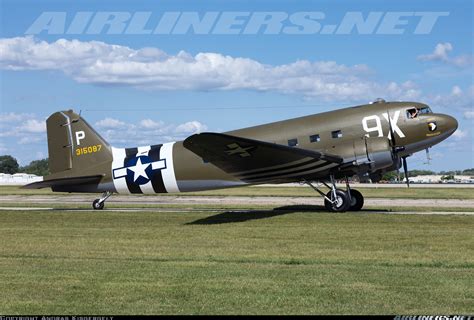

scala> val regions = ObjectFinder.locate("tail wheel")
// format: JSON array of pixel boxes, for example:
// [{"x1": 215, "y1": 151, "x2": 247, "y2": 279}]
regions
[
  {"x1": 324, "y1": 189, "x2": 350, "y2": 212},
  {"x1": 348, "y1": 189, "x2": 364, "y2": 211},
  {"x1": 92, "y1": 199, "x2": 104, "y2": 210}
]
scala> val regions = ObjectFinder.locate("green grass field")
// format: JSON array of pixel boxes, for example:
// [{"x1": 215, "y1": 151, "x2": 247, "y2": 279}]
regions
[
  {"x1": 0, "y1": 207, "x2": 473, "y2": 314},
  {"x1": 1, "y1": 185, "x2": 474, "y2": 199}
]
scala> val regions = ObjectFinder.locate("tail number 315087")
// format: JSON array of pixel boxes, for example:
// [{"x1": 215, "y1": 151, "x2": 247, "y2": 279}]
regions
[{"x1": 76, "y1": 144, "x2": 102, "y2": 156}]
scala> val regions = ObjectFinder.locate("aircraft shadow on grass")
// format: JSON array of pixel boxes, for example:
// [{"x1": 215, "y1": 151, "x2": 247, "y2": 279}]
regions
[{"x1": 186, "y1": 205, "x2": 389, "y2": 225}]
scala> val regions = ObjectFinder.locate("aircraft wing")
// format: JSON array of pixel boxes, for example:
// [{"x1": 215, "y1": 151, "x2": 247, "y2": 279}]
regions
[{"x1": 183, "y1": 133, "x2": 343, "y2": 183}]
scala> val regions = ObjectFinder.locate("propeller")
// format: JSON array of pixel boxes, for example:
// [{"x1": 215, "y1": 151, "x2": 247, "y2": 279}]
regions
[
  {"x1": 402, "y1": 156, "x2": 410, "y2": 188},
  {"x1": 387, "y1": 111, "x2": 397, "y2": 149},
  {"x1": 386, "y1": 111, "x2": 405, "y2": 153},
  {"x1": 387, "y1": 110, "x2": 409, "y2": 187}
]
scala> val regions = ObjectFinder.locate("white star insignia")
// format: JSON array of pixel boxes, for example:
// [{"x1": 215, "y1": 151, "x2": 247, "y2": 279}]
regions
[{"x1": 128, "y1": 157, "x2": 150, "y2": 182}]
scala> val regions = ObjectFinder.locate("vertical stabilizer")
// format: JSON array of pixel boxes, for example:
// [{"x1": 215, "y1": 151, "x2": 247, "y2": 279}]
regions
[{"x1": 46, "y1": 110, "x2": 112, "y2": 179}]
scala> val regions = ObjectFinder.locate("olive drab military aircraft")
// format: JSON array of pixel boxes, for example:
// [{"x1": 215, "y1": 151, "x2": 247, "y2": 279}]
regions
[{"x1": 23, "y1": 99, "x2": 458, "y2": 212}]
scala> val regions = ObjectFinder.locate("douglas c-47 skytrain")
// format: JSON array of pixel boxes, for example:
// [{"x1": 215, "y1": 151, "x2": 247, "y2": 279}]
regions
[{"x1": 24, "y1": 99, "x2": 458, "y2": 212}]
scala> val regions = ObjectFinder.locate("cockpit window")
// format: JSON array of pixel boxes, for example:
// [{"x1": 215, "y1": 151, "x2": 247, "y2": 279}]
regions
[
  {"x1": 419, "y1": 106, "x2": 432, "y2": 114},
  {"x1": 406, "y1": 107, "x2": 419, "y2": 119},
  {"x1": 406, "y1": 106, "x2": 432, "y2": 119}
]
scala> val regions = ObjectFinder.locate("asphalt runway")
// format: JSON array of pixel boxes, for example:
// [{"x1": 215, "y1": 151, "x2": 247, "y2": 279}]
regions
[{"x1": 1, "y1": 194, "x2": 473, "y2": 215}]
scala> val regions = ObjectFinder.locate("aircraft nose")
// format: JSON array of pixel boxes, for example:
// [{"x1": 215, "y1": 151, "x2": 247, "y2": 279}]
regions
[
  {"x1": 442, "y1": 114, "x2": 458, "y2": 135},
  {"x1": 424, "y1": 113, "x2": 458, "y2": 140}
]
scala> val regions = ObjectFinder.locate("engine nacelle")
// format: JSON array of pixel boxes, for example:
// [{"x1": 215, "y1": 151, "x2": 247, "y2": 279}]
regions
[
  {"x1": 363, "y1": 137, "x2": 395, "y2": 171},
  {"x1": 330, "y1": 137, "x2": 396, "y2": 175}
]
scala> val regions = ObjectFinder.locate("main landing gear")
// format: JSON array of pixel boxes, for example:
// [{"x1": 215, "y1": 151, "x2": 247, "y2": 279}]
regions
[
  {"x1": 92, "y1": 191, "x2": 112, "y2": 210},
  {"x1": 304, "y1": 176, "x2": 364, "y2": 212}
]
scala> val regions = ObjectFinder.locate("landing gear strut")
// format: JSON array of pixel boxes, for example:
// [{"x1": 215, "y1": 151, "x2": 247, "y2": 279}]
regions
[
  {"x1": 304, "y1": 176, "x2": 364, "y2": 212},
  {"x1": 92, "y1": 191, "x2": 112, "y2": 210}
]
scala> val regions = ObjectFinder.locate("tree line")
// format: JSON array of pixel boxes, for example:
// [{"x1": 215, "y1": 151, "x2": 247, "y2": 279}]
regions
[{"x1": 0, "y1": 155, "x2": 49, "y2": 176}]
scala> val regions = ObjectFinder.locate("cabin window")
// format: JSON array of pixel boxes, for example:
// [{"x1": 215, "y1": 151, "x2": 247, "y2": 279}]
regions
[
  {"x1": 331, "y1": 130, "x2": 342, "y2": 139},
  {"x1": 309, "y1": 134, "x2": 320, "y2": 143},
  {"x1": 288, "y1": 138, "x2": 298, "y2": 147}
]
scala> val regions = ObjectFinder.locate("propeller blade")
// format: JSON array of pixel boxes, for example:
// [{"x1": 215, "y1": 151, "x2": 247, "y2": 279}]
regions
[
  {"x1": 402, "y1": 156, "x2": 410, "y2": 188},
  {"x1": 396, "y1": 157, "x2": 401, "y2": 182},
  {"x1": 387, "y1": 110, "x2": 396, "y2": 147}
]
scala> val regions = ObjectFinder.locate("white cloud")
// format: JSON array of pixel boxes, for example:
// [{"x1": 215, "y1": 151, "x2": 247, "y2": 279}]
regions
[
  {"x1": 175, "y1": 121, "x2": 207, "y2": 134},
  {"x1": 464, "y1": 111, "x2": 474, "y2": 119},
  {"x1": 19, "y1": 119, "x2": 46, "y2": 133},
  {"x1": 0, "y1": 112, "x2": 35, "y2": 123},
  {"x1": 18, "y1": 136, "x2": 42, "y2": 144},
  {"x1": 0, "y1": 36, "x2": 420, "y2": 101},
  {"x1": 418, "y1": 42, "x2": 452, "y2": 61},
  {"x1": 417, "y1": 42, "x2": 472, "y2": 67},
  {"x1": 451, "y1": 85, "x2": 462, "y2": 96},
  {"x1": 442, "y1": 126, "x2": 473, "y2": 154},
  {"x1": 94, "y1": 117, "x2": 208, "y2": 146},
  {"x1": 95, "y1": 117, "x2": 127, "y2": 128},
  {"x1": 452, "y1": 129, "x2": 468, "y2": 140},
  {"x1": 0, "y1": 112, "x2": 47, "y2": 162},
  {"x1": 0, "y1": 112, "x2": 208, "y2": 159},
  {"x1": 0, "y1": 114, "x2": 46, "y2": 136},
  {"x1": 35, "y1": 151, "x2": 46, "y2": 159},
  {"x1": 385, "y1": 81, "x2": 422, "y2": 100},
  {"x1": 424, "y1": 85, "x2": 474, "y2": 115},
  {"x1": 140, "y1": 119, "x2": 164, "y2": 129}
]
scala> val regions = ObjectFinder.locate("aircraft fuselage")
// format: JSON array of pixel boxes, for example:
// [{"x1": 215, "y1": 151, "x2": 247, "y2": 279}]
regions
[{"x1": 101, "y1": 101, "x2": 457, "y2": 194}]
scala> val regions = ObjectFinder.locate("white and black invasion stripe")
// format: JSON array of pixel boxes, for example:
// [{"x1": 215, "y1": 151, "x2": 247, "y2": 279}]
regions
[
  {"x1": 147, "y1": 144, "x2": 167, "y2": 193},
  {"x1": 111, "y1": 142, "x2": 180, "y2": 194},
  {"x1": 124, "y1": 147, "x2": 142, "y2": 194}
]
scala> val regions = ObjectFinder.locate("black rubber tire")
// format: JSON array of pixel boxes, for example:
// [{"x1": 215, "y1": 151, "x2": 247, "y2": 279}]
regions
[
  {"x1": 92, "y1": 199, "x2": 104, "y2": 210},
  {"x1": 348, "y1": 189, "x2": 364, "y2": 211},
  {"x1": 324, "y1": 189, "x2": 350, "y2": 212}
]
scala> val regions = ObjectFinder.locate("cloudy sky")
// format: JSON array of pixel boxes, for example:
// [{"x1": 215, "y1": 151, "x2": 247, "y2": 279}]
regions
[{"x1": 0, "y1": 0, "x2": 472, "y2": 172}]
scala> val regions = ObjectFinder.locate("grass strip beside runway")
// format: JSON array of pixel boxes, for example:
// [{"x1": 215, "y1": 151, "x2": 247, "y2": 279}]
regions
[
  {"x1": 0, "y1": 208, "x2": 472, "y2": 314},
  {"x1": 1, "y1": 185, "x2": 474, "y2": 199}
]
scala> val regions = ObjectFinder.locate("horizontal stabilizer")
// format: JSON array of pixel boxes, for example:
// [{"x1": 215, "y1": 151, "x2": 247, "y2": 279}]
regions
[{"x1": 21, "y1": 175, "x2": 104, "y2": 189}]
